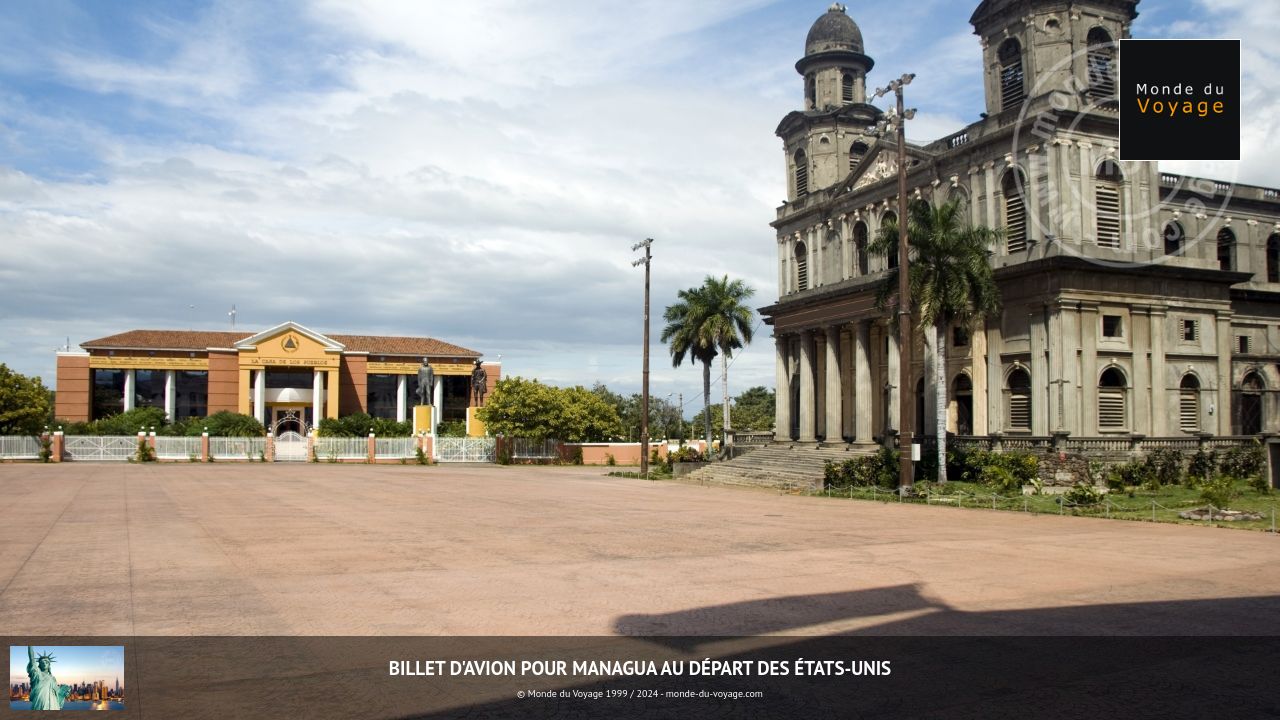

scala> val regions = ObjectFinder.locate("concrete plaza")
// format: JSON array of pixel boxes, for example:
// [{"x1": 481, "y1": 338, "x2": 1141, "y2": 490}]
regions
[{"x1": 1, "y1": 463, "x2": 1277, "y2": 636}]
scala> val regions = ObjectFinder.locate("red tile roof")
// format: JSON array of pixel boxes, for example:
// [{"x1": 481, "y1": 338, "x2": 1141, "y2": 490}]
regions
[{"x1": 80, "y1": 329, "x2": 481, "y2": 358}]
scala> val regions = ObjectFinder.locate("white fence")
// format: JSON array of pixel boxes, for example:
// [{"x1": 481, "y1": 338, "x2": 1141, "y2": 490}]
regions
[
  {"x1": 210, "y1": 436, "x2": 267, "y2": 461},
  {"x1": 65, "y1": 435, "x2": 137, "y2": 461},
  {"x1": 315, "y1": 437, "x2": 369, "y2": 460},
  {"x1": 156, "y1": 436, "x2": 202, "y2": 460},
  {"x1": 0, "y1": 436, "x2": 41, "y2": 459},
  {"x1": 274, "y1": 432, "x2": 309, "y2": 462},
  {"x1": 436, "y1": 437, "x2": 496, "y2": 463},
  {"x1": 375, "y1": 437, "x2": 416, "y2": 459}
]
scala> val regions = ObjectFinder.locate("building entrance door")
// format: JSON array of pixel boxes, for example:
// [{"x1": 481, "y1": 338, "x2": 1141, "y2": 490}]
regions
[{"x1": 272, "y1": 407, "x2": 310, "y2": 435}]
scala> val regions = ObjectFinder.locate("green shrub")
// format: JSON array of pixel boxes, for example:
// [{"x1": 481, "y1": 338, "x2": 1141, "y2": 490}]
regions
[
  {"x1": 1248, "y1": 474, "x2": 1271, "y2": 495},
  {"x1": 981, "y1": 465, "x2": 1022, "y2": 495},
  {"x1": 201, "y1": 411, "x2": 266, "y2": 437},
  {"x1": 436, "y1": 420, "x2": 466, "y2": 438},
  {"x1": 134, "y1": 436, "x2": 156, "y2": 463},
  {"x1": 39, "y1": 435, "x2": 53, "y2": 463},
  {"x1": 317, "y1": 413, "x2": 410, "y2": 438},
  {"x1": 415, "y1": 446, "x2": 430, "y2": 465},
  {"x1": 1188, "y1": 449, "x2": 1216, "y2": 485},
  {"x1": 1064, "y1": 481, "x2": 1102, "y2": 507},
  {"x1": 957, "y1": 450, "x2": 1038, "y2": 490},
  {"x1": 605, "y1": 453, "x2": 616, "y2": 467},
  {"x1": 1199, "y1": 474, "x2": 1238, "y2": 509},
  {"x1": 62, "y1": 407, "x2": 167, "y2": 435},
  {"x1": 824, "y1": 448, "x2": 899, "y2": 489},
  {"x1": 1219, "y1": 443, "x2": 1265, "y2": 483},
  {"x1": 1108, "y1": 459, "x2": 1156, "y2": 491},
  {"x1": 1144, "y1": 448, "x2": 1185, "y2": 487},
  {"x1": 669, "y1": 446, "x2": 704, "y2": 464}
]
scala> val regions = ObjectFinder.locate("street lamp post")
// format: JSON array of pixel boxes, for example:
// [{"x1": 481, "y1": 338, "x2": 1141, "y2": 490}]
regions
[
  {"x1": 632, "y1": 239, "x2": 654, "y2": 477},
  {"x1": 873, "y1": 73, "x2": 916, "y2": 493}
]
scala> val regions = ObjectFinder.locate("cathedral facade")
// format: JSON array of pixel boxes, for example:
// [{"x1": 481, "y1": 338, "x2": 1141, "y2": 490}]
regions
[{"x1": 761, "y1": 1, "x2": 1279, "y2": 445}]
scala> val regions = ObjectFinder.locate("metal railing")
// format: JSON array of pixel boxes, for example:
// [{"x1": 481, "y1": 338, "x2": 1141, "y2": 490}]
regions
[
  {"x1": 438, "y1": 437, "x2": 497, "y2": 462},
  {"x1": 209, "y1": 437, "x2": 267, "y2": 461},
  {"x1": 0, "y1": 436, "x2": 41, "y2": 459},
  {"x1": 510, "y1": 438, "x2": 559, "y2": 460},
  {"x1": 314, "y1": 437, "x2": 369, "y2": 460},
  {"x1": 156, "y1": 436, "x2": 202, "y2": 460},
  {"x1": 64, "y1": 435, "x2": 136, "y2": 461},
  {"x1": 375, "y1": 437, "x2": 416, "y2": 459}
]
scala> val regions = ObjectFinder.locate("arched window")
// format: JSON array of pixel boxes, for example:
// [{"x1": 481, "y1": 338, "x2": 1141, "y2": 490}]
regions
[
  {"x1": 794, "y1": 241, "x2": 809, "y2": 291},
  {"x1": 953, "y1": 374, "x2": 974, "y2": 435},
  {"x1": 1179, "y1": 374, "x2": 1200, "y2": 433},
  {"x1": 1238, "y1": 372, "x2": 1265, "y2": 435},
  {"x1": 1002, "y1": 169, "x2": 1028, "y2": 253},
  {"x1": 805, "y1": 75, "x2": 816, "y2": 110},
  {"x1": 849, "y1": 141, "x2": 868, "y2": 173},
  {"x1": 853, "y1": 221, "x2": 869, "y2": 276},
  {"x1": 794, "y1": 149, "x2": 808, "y2": 196},
  {"x1": 1164, "y1": 221, "x2": 1184, "y2": 256},
  {"x1": 842, "y1": 73, "x2": 855, "y2": 104},
  {"x1": 1217, "y1": 227, "x2": 1235, "y2": 271},
  {"x1": 1007, "y1": 368, "x2": 1031, "y2": 432},
  {"x1": 882, "y1": 211, "x2": 898, "y2": 269},
  {"x1": 1267, "y1": 233, "x2": 1280, "y2": 283},
  {"x1": 1098, "y1": 367, "x2": 1127, "y2": 430},
  {"x1": 1096, "y1": 160, "x2": 1123, "y2": 249},
  {"x1": 1086, "y1": 27, "x2": 1117, "y2": 100},
  {"x1": 998, "y1": 38, "x2": 1025, "y2": 110}
]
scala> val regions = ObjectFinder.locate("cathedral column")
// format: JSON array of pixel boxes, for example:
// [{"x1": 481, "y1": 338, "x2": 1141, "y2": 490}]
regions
[
  {"x1": 967, "y1": 166, "x2": 981, "y2": 227},
  {"x1": 854, "y1": 321, "x2": 873, "y2": 443},
  {"x1": 1026, "y1": 146, "x2": 1041, "y2": 247},
  {"x1": 1079, "y1": 303, "x2": 1099, "y2": 434},
  {"x1": 1149, "y1": 308, "x2": 1167, "y2": 435},
  {"x1": 1216, "y1": 311, "x2": 1233, "y2": 435},
  {"x1": 1131, "y1": 305, "x2": 1151, "y2": 435},
  {"x1": 1079, "y1": 142, "x2": 1095, "y2": 243},
  {"x1": 886, "y1": 328, "x2": 900, "y2": 434},
  {"x1": 986, "y1": 318, "x2": 1002, "y2": 433},
  {"x1": 824, "y1": 325, "x2": 843, "y2": 442},
  {"x1": 839, "y1": 216, "x2": 851, "y2": 281},
  {"x1": 983, "y1": 160, "x2": 996, "y2": 230},
  {"x1": 777, "y1": 238, "x2": 787, "y2": 296},
  {"x1": 775, "y1": 336, "x2": 792, "y2": 440},
  {"x1": 1030, "y1": 307, "x2": 1049, "y2": 435},
  {"x1": 164, "y1": 370, "x2": 176, "y2": 420},
  {"x1": 1047, "y1": 304, "x2": 1064, "y2": 433},
  {"x1": 798, "y1": 330, "x2": 817, "y2": 442}
]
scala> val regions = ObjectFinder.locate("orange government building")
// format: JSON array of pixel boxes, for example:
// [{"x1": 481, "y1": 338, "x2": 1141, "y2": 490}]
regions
[{"x1": 54, "y1": 321, "x2": 500, "y2": 431}]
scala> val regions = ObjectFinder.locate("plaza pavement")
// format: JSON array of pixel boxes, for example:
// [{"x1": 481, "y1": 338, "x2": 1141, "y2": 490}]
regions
[{"x1": 1, "y1": 463, "x2": 1277, "y2": 637}]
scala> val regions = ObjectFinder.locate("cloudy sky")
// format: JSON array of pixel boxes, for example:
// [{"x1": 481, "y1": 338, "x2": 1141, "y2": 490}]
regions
[{"x1": 1, "y1": 0, "x2": 1276, "y2": 417}]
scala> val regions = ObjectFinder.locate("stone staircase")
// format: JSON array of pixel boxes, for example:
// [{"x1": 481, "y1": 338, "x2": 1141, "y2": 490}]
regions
[{"x1": 684, "y1": 442, "x2": 880, "y2": 492}]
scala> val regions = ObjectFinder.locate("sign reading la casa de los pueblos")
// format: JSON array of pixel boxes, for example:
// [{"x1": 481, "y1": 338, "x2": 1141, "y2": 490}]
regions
[{"x1": 1119, "y1": 39, "x2": 1239, "y2": 161}]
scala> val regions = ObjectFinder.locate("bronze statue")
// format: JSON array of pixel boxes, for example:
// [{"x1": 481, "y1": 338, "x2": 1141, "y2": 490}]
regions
[
  {"x1": 416, "y1": 359, "x2": 435, "y2": 406},
  {"x1": 471, "y1": 360, "x2": 487, "y2": 405}
]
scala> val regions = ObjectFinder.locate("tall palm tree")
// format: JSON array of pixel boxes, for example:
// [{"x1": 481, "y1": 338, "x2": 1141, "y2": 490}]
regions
[
  {"x1": 661, "y1": 276, "x2": 755, "y2": 450},
  {"x1": 869, "y1": 199, "x2": 1001, "y2": 483}
]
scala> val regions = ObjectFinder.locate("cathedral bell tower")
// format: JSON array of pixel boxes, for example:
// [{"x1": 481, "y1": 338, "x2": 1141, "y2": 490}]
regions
[{"x1": 779, "y1": 4, "x2": 879, "y2": 202}]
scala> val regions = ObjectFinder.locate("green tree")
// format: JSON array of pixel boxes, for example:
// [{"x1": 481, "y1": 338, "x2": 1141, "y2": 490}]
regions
[
  {"x1": 871, "y1": 199, "x2": 1001, "y2": 483},
  {"x1": 479, "y1": 377, "x2": 622, "y2": 442},
  {"x1": 662, "y1": 275, "x2": 755, "y2": 449},
  {"x1": 0, "y1": 364, "x2": 52, "y2": 435},
  {"x1": 731, "y1": 386, "x2": 775, "y2": 431}
]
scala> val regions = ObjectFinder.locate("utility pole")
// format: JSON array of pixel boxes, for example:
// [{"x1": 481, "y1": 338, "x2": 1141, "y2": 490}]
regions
[
  {"x1": 874, "y1": 73, "x2": 916, "y2": 493},
  {"x1": 632, "y1": 239, "x2": 654, "y2": 476}
]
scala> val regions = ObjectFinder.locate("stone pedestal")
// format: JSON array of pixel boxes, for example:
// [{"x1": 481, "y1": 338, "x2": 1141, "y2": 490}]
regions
[
  {"x1": 467, "y1": 407, "x2": 486, "y2": 437},
  {"x1": 413, "y1": 405, "x2": 434, "y2": 436}
]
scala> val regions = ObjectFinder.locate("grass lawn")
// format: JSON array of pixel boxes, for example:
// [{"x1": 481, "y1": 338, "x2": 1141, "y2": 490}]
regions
[{"x1": 811, "y1": 479, "x2": 1279, "y2": 532}]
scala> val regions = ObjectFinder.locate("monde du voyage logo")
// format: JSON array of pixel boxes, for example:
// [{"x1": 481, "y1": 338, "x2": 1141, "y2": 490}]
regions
[{"x1": 1120, "y1": 39, "x2": 1240, "y2": 161}]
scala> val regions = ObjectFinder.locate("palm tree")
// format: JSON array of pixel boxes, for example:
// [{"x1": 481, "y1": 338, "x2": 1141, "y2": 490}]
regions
[
  {"x1": 869, "y1": 199, "x2": 1001, "y2": 483},
  {"x1": 661, "y1": 276, "x2": 755, "y2": 450}
]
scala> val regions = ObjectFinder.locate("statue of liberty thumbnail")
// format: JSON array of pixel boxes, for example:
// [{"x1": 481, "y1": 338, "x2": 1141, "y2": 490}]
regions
[{"x1": 26, "y1": 646, "x2": 72, "y2": 710}]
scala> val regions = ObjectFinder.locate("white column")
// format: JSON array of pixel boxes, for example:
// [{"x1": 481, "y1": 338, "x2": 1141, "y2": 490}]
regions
[
  {"x1": 886, "y1": 330, "x2": 900, "y2": 433},
  {"x1": 164, "y1": 370, "x2": 176, "y2": 420},
  {"x1": 854, "y1": 321, "x2": 872, "y2": 443},
  {"x1": 775, "y1": 336, "x2": 791, "y2": 439},
  {"x1": 312, "y1": 370, "x2": 325, "y2": 425},
  {"x1": 396, "y1": 374, "x2": 408, "y2": 423},
  {"x1": 432, "y1": 376, "x2": 443, "y2": 432},
  {"x1": 798, "y1": 331, "x2": 817, "y2": 442},
  {"x1": 123, "y1": 369, "x2": 136, "y2": 412},
  {"x1": 824, "y1": 326, "x2": 842, "y2": 442},
  {"x1": 253, "y1": 369, "x2": 266, "y2": 426}
]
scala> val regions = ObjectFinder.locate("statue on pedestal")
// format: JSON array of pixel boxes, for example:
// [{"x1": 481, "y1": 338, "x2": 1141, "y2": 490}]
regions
[
  {"x1": 27, "y1": 646, "x2": 71, "y2": 710},
  {"x1": 471, "y1": 360, "x2": 487, "y2": 406},
  {"x1": 416, "y1": 358, "x2": 435, "y2": 406}
]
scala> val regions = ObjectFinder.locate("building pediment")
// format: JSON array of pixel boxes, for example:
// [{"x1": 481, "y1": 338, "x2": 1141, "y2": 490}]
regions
[
  {"x1": 233, "y1": 321, "x2": 345, "y2": 352},
  {"x1": 841, "y1": 141, "x2": 935, "y2": 194}
]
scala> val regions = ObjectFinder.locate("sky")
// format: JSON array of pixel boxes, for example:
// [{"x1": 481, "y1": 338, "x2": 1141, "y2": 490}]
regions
[
  {"x1": 9, "y1": 645, "x2": 124, "y2": 687},
  {"x1": 1, "y1": 0, "x2": 1276, "y2": 418}
]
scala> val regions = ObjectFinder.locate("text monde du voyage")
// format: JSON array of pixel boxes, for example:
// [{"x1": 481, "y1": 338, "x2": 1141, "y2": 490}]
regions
[{"x1": 1133, "y1": 82, "x2": 1228, "y2": 118}]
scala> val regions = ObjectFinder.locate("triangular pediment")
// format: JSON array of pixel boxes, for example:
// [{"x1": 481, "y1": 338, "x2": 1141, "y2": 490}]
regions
[
  {"x1": 233, "y1": 321, "x2": 345, "y2": 352},
  {"x1": 840, "y1": 140, "x2": 936, "y2": 195}
]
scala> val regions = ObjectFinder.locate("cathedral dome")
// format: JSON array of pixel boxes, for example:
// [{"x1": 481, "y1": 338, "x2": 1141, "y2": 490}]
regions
[{"x1": 805, "y1": 4, "x2": 864, "y2": 56}]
